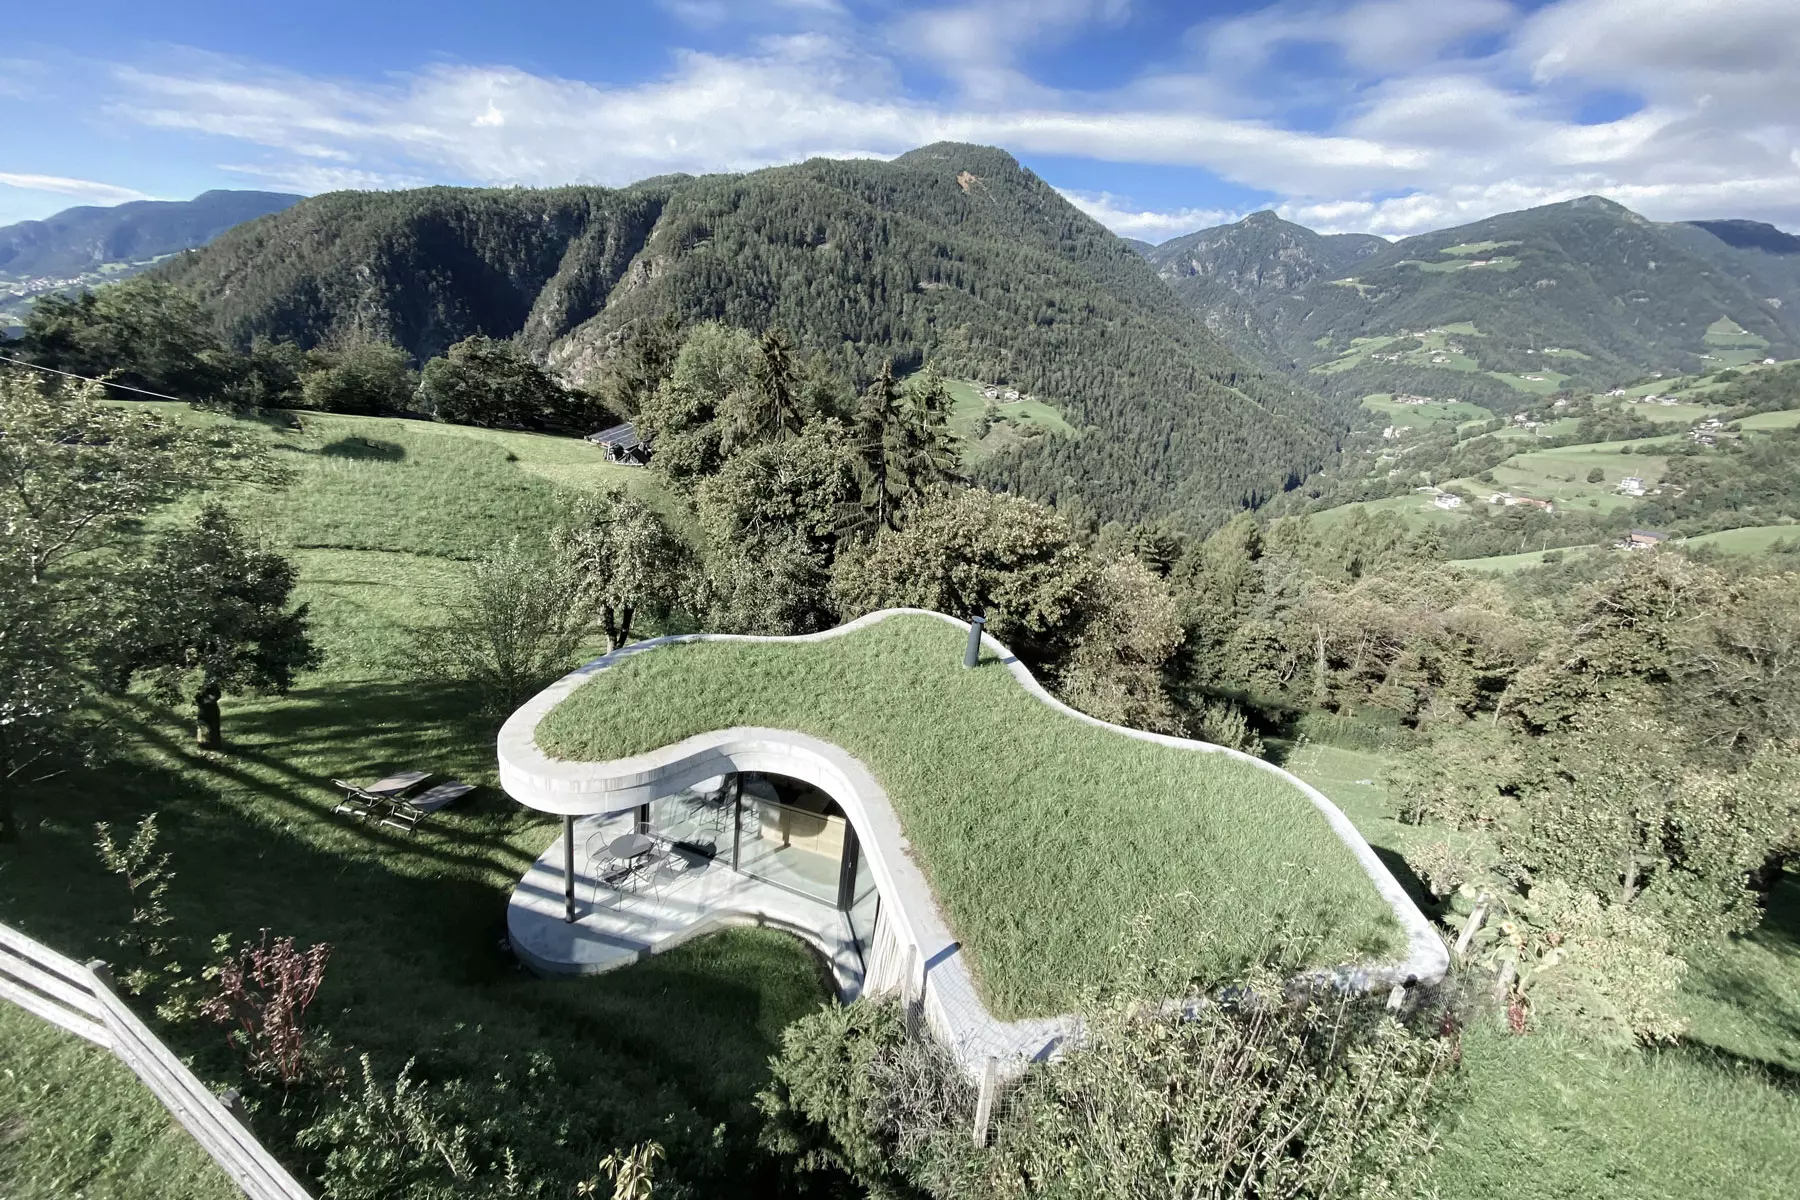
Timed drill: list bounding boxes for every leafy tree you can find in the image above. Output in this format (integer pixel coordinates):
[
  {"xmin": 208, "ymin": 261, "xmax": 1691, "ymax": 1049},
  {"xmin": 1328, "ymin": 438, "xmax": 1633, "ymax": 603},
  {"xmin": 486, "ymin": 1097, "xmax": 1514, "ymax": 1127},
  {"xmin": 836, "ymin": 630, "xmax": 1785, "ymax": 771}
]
[
  {"xmin": 0, "ymin": 554, "xmax": 87, "ymax": 841},
  {"xmin": 417, "ymin": 334, "xmax": 577, "ymax": 429},
  {"xmin": 299, "ymin": 340, "xmax": 416, "ymax": 413},
  {"xmin": 635, "ymin": 322, "xmax": 759, "ymax": 487},
  {"xmin": 12, "ymin": 279, "xmax": 233, "ymax": 401},
  {"xmin": 1463, "ymin": 710, "xmax": 1796, "ymax": 944},
  {"xmin": 1669, "ymin": 569, "xmax": 1800, "ymax": 752},
  {"xmin": 424, "ymin": 535, "xmax": 594, "ymax": 714},
  {"xmin": 693, "ymin": 419, "xmax": 860, "ymax": 558},
  {"xmin": 104, "ymin": 505, "xmax": 321, "ymax": 749},
  {"xmin": 830, "ymin": 487, "xmax": 1094, "ymax": 663},
  {"xmin": 592, "ymin": 312, "xmax": 685, "ymax": 420},
  {"xmin": 1057, "ymin": 556, "xmax": 1184, "ymax": 733},
  {"xmin": 0, "ymin": 373, "xmax": 280, "ymax": 833},
  {"xmin": 558, "ymin": 489, "xmax": 684, "ymax": 652},
  {"xmin": 684, "ymin": 533, "xmax": 835, "ymax": 637}
]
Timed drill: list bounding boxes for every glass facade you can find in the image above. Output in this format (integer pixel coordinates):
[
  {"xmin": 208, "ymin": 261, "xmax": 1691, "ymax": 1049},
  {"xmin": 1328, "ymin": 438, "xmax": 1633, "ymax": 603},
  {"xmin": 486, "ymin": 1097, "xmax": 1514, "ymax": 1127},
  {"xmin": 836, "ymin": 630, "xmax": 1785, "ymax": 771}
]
[
  {"xmin": 847, "ymin": 833, "xmax": 880, "ymax": 946},
  {"xmin": 733, "ymin": 790, "xmax": 846, "ymax": 907}
]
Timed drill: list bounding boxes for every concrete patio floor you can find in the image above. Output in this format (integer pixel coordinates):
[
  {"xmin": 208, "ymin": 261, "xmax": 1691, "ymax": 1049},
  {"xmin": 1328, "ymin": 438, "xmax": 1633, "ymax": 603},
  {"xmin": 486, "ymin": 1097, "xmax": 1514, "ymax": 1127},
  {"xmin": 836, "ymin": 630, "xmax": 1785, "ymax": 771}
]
[{"xmin": 506, "ymin": 808, "xmax": 867, "ymax": 994}]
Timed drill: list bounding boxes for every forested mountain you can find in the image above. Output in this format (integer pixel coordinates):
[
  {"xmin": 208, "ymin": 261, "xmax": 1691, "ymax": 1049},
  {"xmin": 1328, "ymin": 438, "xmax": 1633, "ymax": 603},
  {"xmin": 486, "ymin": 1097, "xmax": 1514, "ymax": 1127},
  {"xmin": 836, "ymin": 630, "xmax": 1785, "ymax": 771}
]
[
  {"xmin": 1142, "ymin": 198, "xmax": 1800, "ymax": 400},
  {"xmin": 1138, "ymin": 212, "xmax": 1386, "ymax": 365},
  {"xmin": 157, "ymin": 144, "xmax": 1347, "ymax": 528},
  {"xmin": 0, "ymin": 190, "xmax": 299, "ymax": 280}
]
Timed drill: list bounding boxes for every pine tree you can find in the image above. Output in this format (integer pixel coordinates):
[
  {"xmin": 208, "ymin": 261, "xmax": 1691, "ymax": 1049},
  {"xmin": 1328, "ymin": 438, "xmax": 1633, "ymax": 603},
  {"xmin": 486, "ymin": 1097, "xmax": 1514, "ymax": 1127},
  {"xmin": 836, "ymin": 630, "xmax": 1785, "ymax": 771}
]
[{"xmin": 749, "ymin": 327, "xmax": 805, "ymax": 442}]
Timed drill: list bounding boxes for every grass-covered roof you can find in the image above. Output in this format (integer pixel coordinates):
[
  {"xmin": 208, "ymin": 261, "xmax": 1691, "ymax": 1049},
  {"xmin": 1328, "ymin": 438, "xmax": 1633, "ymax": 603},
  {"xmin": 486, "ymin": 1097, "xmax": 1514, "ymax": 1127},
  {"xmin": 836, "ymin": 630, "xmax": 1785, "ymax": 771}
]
[{"xmin": 535, "ymin": 615, "xmax": 1402, "ymax": 1019}]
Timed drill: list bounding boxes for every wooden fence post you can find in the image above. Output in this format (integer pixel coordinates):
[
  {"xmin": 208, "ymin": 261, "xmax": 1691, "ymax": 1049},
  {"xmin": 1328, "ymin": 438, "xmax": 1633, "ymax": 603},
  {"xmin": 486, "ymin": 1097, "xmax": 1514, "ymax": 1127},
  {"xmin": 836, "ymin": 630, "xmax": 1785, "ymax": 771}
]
[
  {"xmin": 1454, "ymin": 893, "xmax": 1491, "ymax": 960},
  {"xmin": 902, "ymin": 945, "xmax": 920, "ymax": 1039},
  {"xmin": 85, "ymin": 959, "xmax": 114, "ymax": 992},
  {"xmin": 972, "ymin": 1056, "xmax": 998, "ymax": 1148}
]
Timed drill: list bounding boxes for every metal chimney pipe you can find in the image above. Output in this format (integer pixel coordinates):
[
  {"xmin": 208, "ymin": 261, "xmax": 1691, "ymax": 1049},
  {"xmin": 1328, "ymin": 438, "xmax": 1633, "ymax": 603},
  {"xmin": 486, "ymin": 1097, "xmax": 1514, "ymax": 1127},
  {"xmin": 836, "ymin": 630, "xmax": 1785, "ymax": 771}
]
[{"xmin": 963, "ymin": 615, "xmax": 986, "ymax": 668}]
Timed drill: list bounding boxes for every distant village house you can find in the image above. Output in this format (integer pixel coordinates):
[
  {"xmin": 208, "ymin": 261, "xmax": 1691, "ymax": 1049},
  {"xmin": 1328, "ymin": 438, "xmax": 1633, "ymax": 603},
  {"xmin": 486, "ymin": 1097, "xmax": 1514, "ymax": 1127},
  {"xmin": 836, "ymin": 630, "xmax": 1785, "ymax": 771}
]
[{"xmin": 1620, "ymin": 530, "xmax": 1669, "ymax": 551}]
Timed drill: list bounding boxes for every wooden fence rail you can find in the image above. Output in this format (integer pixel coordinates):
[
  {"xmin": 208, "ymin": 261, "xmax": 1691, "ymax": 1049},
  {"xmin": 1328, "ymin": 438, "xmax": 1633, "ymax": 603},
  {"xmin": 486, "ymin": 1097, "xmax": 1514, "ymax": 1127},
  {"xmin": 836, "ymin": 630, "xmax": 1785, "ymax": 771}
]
[{"xmin": 0, "ymin": 921, "xmax": 313, "ymax": 1200}]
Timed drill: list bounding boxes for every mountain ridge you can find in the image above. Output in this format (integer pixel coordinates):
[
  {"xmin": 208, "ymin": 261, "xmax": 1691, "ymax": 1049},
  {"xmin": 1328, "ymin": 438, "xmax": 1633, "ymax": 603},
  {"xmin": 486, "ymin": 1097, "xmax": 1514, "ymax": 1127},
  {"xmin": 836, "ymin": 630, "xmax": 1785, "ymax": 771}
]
[
  {"xmin": 1136, "ymin": 197, "xmax": 1800, "ymax": 399},
  {"xmin": 0, "ymin": 190, "xmax": 301, "ymax": 280},
  {"xmin": 156, "ymin": 144, "xmax": 1345, "ymax": 529}
]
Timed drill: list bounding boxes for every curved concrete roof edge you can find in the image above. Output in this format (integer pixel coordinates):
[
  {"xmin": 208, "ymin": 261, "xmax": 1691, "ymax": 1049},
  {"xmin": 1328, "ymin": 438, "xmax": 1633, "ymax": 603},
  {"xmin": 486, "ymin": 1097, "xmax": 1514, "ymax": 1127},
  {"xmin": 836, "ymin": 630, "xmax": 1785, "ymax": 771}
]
[{"xmin": 496, "ymin": 608, "xmax": 1449, "ymax": 1018}]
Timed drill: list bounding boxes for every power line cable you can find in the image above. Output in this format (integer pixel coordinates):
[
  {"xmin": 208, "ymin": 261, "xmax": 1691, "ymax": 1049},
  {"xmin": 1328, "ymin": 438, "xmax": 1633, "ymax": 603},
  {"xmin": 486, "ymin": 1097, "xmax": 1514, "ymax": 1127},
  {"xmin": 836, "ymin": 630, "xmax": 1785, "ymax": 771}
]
[{"xmin": 0, "ymin": 352, "xmax": 188, "ymax": 402}]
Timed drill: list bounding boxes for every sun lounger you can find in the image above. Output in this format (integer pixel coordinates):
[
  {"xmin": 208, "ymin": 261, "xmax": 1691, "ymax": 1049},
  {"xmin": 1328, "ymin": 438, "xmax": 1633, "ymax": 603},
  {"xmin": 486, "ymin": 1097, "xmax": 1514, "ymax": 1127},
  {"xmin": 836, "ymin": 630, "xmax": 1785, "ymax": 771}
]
[
  {"xmin": 330, "ymin": 770, "xmax": 429, "ymax": 818},
  {"xmin": 376, "ymin": 780, "xmax": 474, "ymax": 833}
]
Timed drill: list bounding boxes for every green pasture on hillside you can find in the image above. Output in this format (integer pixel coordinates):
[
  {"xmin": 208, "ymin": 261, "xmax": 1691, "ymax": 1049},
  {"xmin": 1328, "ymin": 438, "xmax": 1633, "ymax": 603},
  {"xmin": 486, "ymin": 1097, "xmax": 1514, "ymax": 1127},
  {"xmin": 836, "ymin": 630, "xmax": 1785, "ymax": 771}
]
[
  {"xmin": 944, "ymin": 378, "xmax": 1075, "ymax": 464},
  {"xmin": 537, "ymin": 616, "xmax": 1403, "ymax": 1019},
  {"xmin": 1611, "ymin": 400, "xmax": 1724, "ymax": 425},
  {"xmin": 1309, "ymin": 492, "xmax": 1471, "ymax": 530},
  {"xmin": 1361, "ymin": 394, "xmax": 1493, "ymax": 429},
  {"xmin": 1449, "ymin": 544, "xmax": 1605, "ymax": 573},
  {"xmin": 1685, "ymin": 524, "xmax": 1800, "ymax": 555},
  {"xmin": 1739, "ymin": 408, "xmax": 1800, "ymax": 432},
  {"xmin": 1705, "ymin": 316, "xmax": 1771, "ymax": 368},
  {"xmin": 1458, "ymin": 439, "xmax": 1674, "ymax": 512}
]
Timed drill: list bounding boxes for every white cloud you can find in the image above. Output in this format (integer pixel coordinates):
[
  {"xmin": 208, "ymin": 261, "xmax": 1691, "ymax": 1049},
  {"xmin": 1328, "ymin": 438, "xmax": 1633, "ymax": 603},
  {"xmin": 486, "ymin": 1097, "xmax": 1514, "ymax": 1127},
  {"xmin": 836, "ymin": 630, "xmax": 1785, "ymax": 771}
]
[
  {"xmin": 0, "ymin": 172, "xmax": 153, "ymax": 205},
  {"xmin": 1196, "ymin": 0, "xmax": 1514, "ymax": 74},
  {"xmin": 65, "ymin": 0, "xmax": 1800, "ymax": 236},
  {"xmin": 1057, "ymin": 189, "xmax": 1240, "ymax": 240}
]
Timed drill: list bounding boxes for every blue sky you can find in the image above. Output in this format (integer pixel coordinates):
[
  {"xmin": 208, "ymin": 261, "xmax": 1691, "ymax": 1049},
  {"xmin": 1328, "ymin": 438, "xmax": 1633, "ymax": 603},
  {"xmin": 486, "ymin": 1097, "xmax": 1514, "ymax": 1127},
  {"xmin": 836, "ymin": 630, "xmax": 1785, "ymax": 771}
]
[{"xmin": 3, "ymin": 0, "xmax": 1797, "ymax": 240}]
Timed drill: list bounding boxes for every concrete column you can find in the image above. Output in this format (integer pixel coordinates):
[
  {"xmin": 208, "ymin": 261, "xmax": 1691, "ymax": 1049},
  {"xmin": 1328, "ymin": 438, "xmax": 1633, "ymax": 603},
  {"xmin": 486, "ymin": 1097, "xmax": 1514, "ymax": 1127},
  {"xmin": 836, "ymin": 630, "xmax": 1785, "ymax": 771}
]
[{"xmin": 562, "ymin": 814, "xmax": 575, "ymax": 923}]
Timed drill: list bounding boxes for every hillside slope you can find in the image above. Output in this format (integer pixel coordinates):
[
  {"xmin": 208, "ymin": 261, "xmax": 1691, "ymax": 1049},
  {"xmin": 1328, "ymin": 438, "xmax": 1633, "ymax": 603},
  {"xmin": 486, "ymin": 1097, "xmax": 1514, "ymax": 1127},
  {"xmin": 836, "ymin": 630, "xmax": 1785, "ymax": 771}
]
[
  {"xmin": 159, "ymin": 145, "xmax": 1347, "ymax": 527},
  {"xmin": 0, "ymin": 191, "xmax": 299, "ymax": 281}
]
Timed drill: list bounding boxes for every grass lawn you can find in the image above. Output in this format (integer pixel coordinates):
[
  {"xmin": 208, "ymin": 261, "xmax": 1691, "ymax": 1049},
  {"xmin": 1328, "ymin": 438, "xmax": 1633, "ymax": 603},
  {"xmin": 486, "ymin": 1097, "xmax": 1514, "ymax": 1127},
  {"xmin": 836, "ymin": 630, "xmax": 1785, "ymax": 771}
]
[
  {"xmin": 1450, "ymin": 545, "xmax": 1604, "ymax": 573},
  {"xmin": 1287, "ymin": 743, "xmax": 1800, "ymax": 1200},
  {"xmin": 1685, "ymin": 524, "xmax": 1800, "ymax": 555},
  {"xmin": 537, "ymin": 616, "xmax": 1405, "ymax": 1019},
  {"xmin": 0, "ymin": 1006, "xmax": 239, "ymax": 1200},
  {"xmin": 0, "ymin": 408, "xmax": 832, "ymax": 1195}
]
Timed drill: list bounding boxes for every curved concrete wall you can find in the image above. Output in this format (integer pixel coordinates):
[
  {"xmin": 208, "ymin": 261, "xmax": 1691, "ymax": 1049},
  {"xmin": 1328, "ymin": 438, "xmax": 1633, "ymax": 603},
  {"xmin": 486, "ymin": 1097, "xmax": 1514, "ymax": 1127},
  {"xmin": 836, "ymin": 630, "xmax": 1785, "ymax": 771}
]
[{"xmin": 496, "ymin": 609, "xmax": 1449, "ymax": 1072}]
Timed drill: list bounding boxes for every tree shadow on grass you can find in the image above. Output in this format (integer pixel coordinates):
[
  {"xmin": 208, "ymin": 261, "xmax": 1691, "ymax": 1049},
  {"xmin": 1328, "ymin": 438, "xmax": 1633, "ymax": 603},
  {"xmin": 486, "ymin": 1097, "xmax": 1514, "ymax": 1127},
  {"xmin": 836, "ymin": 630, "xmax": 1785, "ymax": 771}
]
[
  {"xmin": 0, "ymin": 684, "xmax": 827, "ymax": 1195},
  {"xmin": 316, "ymin": 436, "xmax": 405, "ymax": 462}
]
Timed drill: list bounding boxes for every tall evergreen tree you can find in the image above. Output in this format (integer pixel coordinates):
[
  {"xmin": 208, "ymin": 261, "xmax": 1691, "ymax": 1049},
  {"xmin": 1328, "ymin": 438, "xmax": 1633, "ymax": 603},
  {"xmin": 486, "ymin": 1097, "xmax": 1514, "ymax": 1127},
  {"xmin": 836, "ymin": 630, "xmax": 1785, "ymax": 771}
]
[
  {"xmin": 748, "ymin": 327, "xmax": 805, "ymax": 443},
  {"xmin": 846, "ymin": 361, "xmax": 906, "ymax": 534}
]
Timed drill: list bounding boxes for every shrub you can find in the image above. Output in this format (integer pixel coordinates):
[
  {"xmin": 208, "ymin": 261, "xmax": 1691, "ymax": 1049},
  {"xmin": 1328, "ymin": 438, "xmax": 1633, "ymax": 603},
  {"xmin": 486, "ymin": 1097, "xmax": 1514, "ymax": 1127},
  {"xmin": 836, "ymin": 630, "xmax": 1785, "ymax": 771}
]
[
  {"xmin": 300, "ymin": 342, "xmax": 416, "ymax": 413},
  {"xmin": 760, "ymin": 928, "xmax": 1458, "ymax": 1200},
  {"xmin": 420, "ymin": 536, "xmax": 594, "ymax": 713},
  {"xmin": 1480, "ymin": 881, "xmax": 1688, "ymax": 1047},
  {"xmin": 199, "ymin": 930, "xmax": 331, "ymax": 1084}
]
